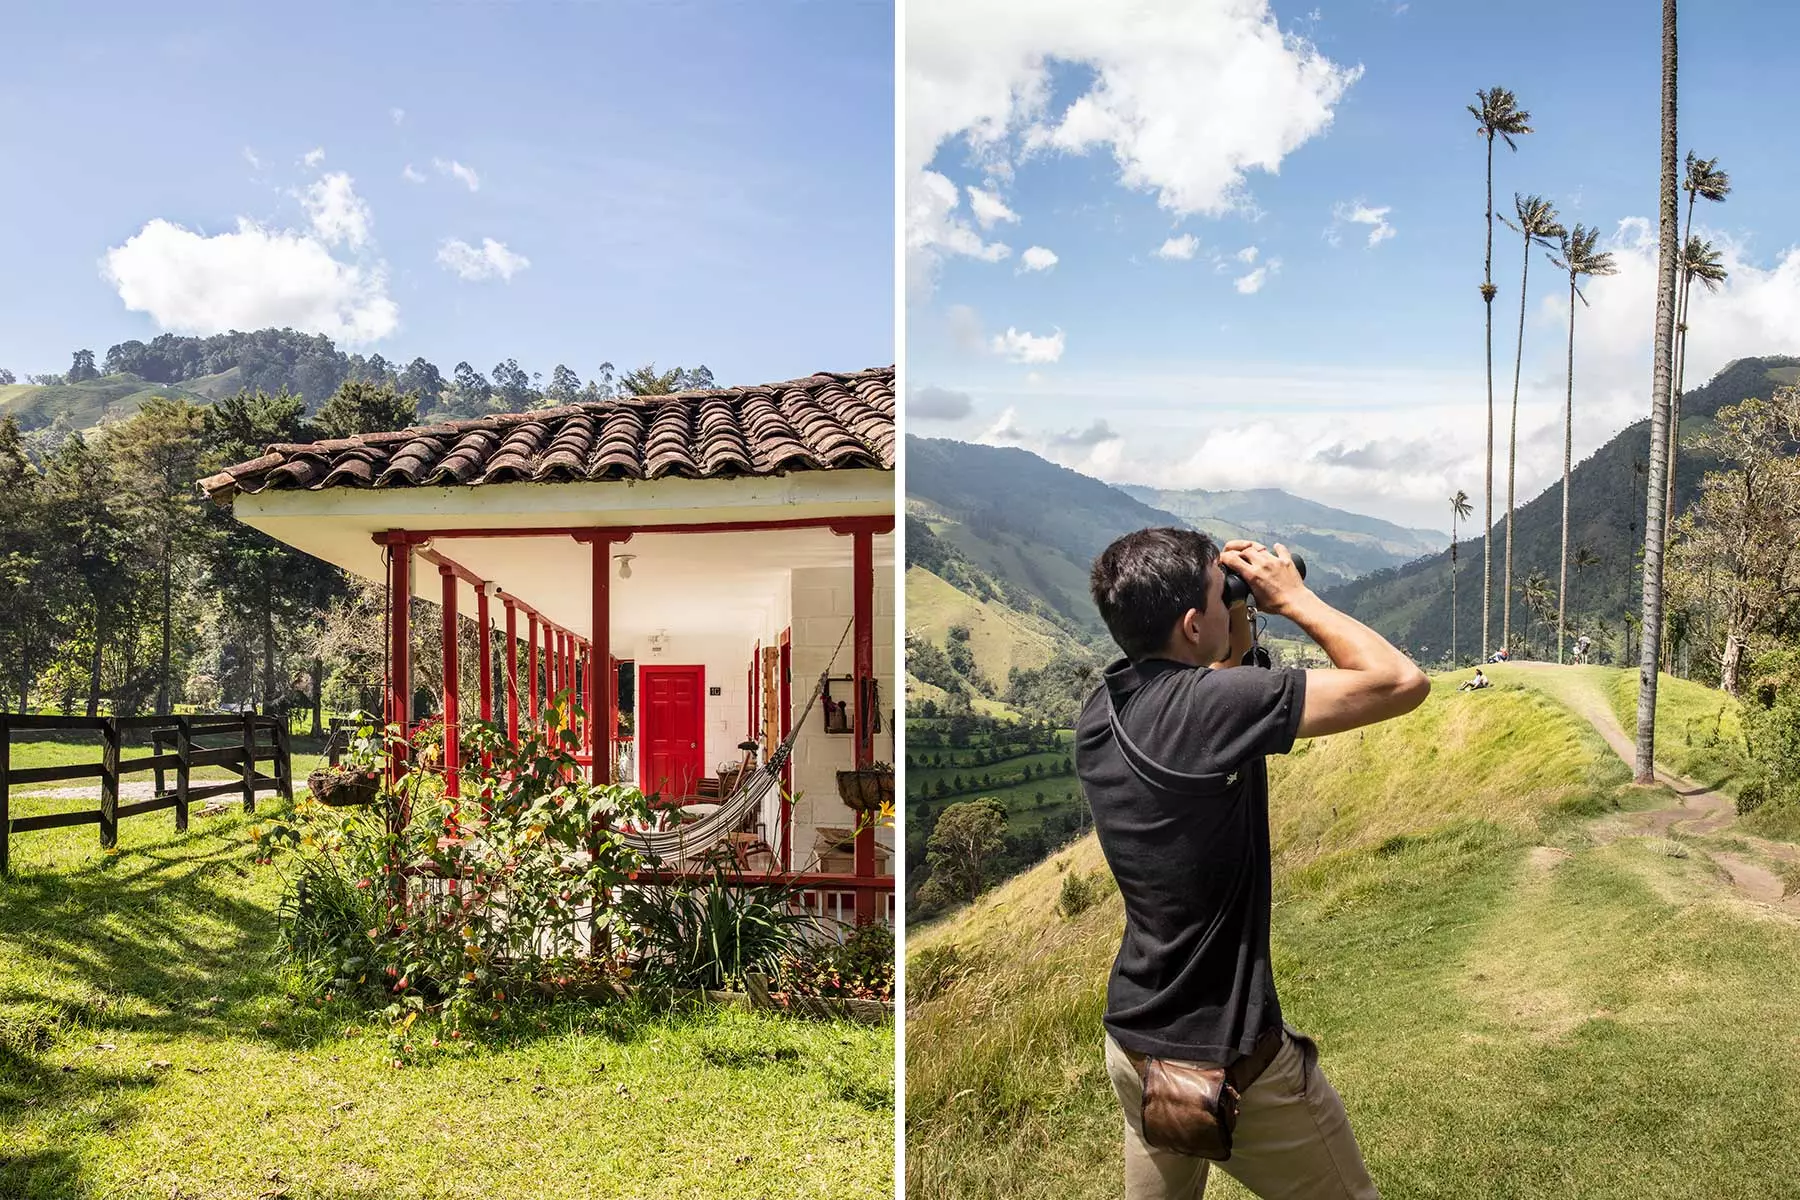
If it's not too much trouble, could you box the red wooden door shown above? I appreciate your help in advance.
[640,665,705,798]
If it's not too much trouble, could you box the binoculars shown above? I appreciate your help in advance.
[1222,551,1307,608]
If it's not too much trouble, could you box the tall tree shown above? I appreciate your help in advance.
[1450,489,1472,664]
[1469,87,1533,662]
[492,359,536,410]
[313,380,420,439]
[67,349,100,383]
[0,416,50,708]
[1665,389,1800,694]
[1499,194,1565,650]
[545,364,583,405]
[1637,0,1681,784]
[1662,154,1731,535]
[1663,233,1729,536]
[105,399,206,714]
[397,357,447,409]
[1549,224,1618,663]
[41,434,135,715]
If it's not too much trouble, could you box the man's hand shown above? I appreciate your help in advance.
[1218,541,1310,617]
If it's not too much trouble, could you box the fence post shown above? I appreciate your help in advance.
[100,718,120,850]
[174,716,191,833]
[153,728,168,800]
[273,717,293,803]
[240,711,256,814]
[1,712,10,876]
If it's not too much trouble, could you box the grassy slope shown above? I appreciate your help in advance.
[1603,669,1751,798]
[905,566,1067,687]
[1,809,893,1200]
[0,374,215,432]
[906,678,1800,1199]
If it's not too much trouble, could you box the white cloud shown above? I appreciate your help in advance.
[907,171,1012,296]
[910,385,977,420]
[991,326,1066,363]
[978,406,1126,475]
[1236,245,1259,263]
[435,158,480,191]
[299,172,372,249]
[437,237,530,282]
[390,107,406,126]
[1330,200,1395,248]
[242,147,262,170]
[1234,257,1280,293]
[1155,233,1200,260]
[303,147,325,168]
[101,217,397,345]
[907,0,1361,291]
[402,163,427,183]
[1020,245,1059,272]
[968,185,1020,228]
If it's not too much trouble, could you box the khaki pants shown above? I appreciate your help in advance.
[1104,1028,1378,1200]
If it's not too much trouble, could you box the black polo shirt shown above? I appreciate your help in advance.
[1075,656,1306,1062]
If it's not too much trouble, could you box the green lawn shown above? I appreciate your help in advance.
[0,805,894,1199]
[906,677,1800,1199]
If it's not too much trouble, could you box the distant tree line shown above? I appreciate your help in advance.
[0,348,721,720]
[1,330,715,432]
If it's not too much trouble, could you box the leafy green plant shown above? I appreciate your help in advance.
[781,919,893,1002]
[274,697,654,1014]
[620,860,819,993]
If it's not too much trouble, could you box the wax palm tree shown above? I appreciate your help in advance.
[1523,569,1555,658]
[1636,0,1681,784]
[1572,545,1600,611]
[1469,87,1533,663]
[1499,194,1565,650]
[1548,225,1617,663]
[1662,233,1729,533]
[1450,489,1473,664]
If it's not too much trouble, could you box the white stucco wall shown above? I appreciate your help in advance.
[786,561,896,875]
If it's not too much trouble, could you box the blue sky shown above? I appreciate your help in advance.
[906,0,1800,530]
[0,1,893,388]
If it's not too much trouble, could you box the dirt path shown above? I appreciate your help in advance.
[1492,662,1799,915]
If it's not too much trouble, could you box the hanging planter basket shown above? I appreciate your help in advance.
[307,764,381,808]
[835,766,893,813]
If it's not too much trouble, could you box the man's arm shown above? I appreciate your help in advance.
[1217,542,1429,738]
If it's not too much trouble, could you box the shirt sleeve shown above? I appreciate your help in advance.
[1166,666,1307,774]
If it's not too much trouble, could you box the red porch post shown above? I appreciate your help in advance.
[589,536,612,785]
[851,528,876,923]
[527,612,540,725]
[477,583,493,725]
[386,540,412,784]
[440,564,460,798]
[504,597,520,743]
[543,623,555,719]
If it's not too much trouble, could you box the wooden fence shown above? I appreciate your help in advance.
[0,713,290,874]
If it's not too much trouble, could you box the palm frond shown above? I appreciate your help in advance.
[1681,235,1729,292]
[1683,152,1732,204]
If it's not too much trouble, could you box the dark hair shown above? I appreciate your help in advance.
[1089,528,1220,660]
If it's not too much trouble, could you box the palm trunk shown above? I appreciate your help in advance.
[1559,274,1576,663]
[1637,0,1680,784]
[1505,230,1533,650]
[1482,136,1497,661]
[1721,630,1745,696]
[1665,270,1696,534]
[1451,524,1459,664]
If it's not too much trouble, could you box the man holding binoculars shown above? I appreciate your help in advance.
[1076,529,1429,1199]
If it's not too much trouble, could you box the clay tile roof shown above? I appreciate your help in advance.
[196,365,894,502]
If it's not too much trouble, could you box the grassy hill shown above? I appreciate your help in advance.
[0,373,217,431]
[905,566,1070,691]
[1321,354,1800,663]
[906,672,1800,1199]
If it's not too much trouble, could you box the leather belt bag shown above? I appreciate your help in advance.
[1130,1025,1284,1161]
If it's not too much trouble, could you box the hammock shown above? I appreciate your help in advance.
[618,616,854,866]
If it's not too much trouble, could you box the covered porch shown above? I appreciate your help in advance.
[199,368,896,925]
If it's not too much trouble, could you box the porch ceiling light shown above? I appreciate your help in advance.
[615,553,635,580]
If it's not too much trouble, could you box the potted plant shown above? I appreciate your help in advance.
[306,716,384,807]
[835,760,893,813]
